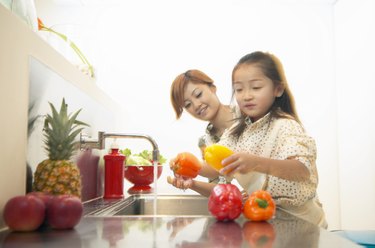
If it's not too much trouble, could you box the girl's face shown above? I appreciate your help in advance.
[233,64,283,122]
[183,82,221,121]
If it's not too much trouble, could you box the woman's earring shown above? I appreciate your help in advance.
[206,123,214,132]
[245,116,252,125]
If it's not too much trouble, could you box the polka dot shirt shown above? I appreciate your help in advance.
[220,113,319,207]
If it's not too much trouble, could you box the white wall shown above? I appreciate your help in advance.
[33,0,375,230]
[334,0,375,230]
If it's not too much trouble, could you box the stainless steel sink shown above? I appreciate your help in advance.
[84,194,210,217]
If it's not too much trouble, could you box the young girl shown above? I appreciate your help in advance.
[169,69,235,196]
[218,51,327,228]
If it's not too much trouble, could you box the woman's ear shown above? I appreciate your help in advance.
[209,84,217,93]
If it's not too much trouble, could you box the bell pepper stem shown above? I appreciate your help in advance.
[255,198,269,208]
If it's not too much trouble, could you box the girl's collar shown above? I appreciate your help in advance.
[245,112,271,127]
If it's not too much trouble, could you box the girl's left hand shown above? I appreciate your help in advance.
[219,152,259,177]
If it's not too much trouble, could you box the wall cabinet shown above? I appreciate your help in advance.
[0,4,120,229]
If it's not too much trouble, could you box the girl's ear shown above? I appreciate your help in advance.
[275,84,285,97]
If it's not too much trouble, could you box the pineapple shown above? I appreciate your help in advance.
[33,98,88,198]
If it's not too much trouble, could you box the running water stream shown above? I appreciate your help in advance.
[153,160,158,215]
[152,160,158,247]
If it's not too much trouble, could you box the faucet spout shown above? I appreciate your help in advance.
[102,132,160,162]
[80,131,160,162]
[79,131,161,196]
[79,132,105,150]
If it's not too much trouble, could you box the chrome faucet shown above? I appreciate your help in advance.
[80,131,160,162]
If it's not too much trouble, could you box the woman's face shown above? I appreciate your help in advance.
[183,82,221,121]
[233,64,283,122]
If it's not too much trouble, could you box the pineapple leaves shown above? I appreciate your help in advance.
[43,98,89,160]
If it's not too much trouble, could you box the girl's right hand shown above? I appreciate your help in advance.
[220,152,258,177]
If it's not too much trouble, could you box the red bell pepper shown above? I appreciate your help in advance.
[207,221,243,246]
[208,184,243,221]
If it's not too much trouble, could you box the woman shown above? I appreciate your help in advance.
[168,69,235,196]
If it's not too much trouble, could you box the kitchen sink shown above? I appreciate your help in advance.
[84,194,211,217]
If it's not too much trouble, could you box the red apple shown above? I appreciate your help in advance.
[26,191,54,226]
[3,231,43,247]
[27,191,53,207]
[3,195,46,232]
[46,195,83,229]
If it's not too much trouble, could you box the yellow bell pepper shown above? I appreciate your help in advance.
[204,144,234,171]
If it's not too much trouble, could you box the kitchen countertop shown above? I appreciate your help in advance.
[0,196,361,248]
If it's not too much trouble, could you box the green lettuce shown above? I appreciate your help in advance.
[126,154,152,166]
[120,148,167,165]
[138,150,167,164]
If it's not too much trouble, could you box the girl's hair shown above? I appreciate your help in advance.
[170,69,216,119]
[230,51,300,137]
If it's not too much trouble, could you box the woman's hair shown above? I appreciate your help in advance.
[230,51,300,137]
[170,69,215,119]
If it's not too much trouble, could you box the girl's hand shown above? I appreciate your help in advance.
[219,152,259,177]
[167,175,193,190]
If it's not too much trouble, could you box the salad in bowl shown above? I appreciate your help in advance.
[120,148,167,194]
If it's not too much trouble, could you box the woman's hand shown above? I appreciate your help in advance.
[167,175,193,190]
[169,152,202,178]
[169,156,177,170]
[166,217,195,240]
[168,156,193,189]
[219,152,261,177]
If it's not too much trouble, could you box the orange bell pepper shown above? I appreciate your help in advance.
[242,221,275,248]
[172,152,201,178]
[204,144,234,171]
[243,190,276,221]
